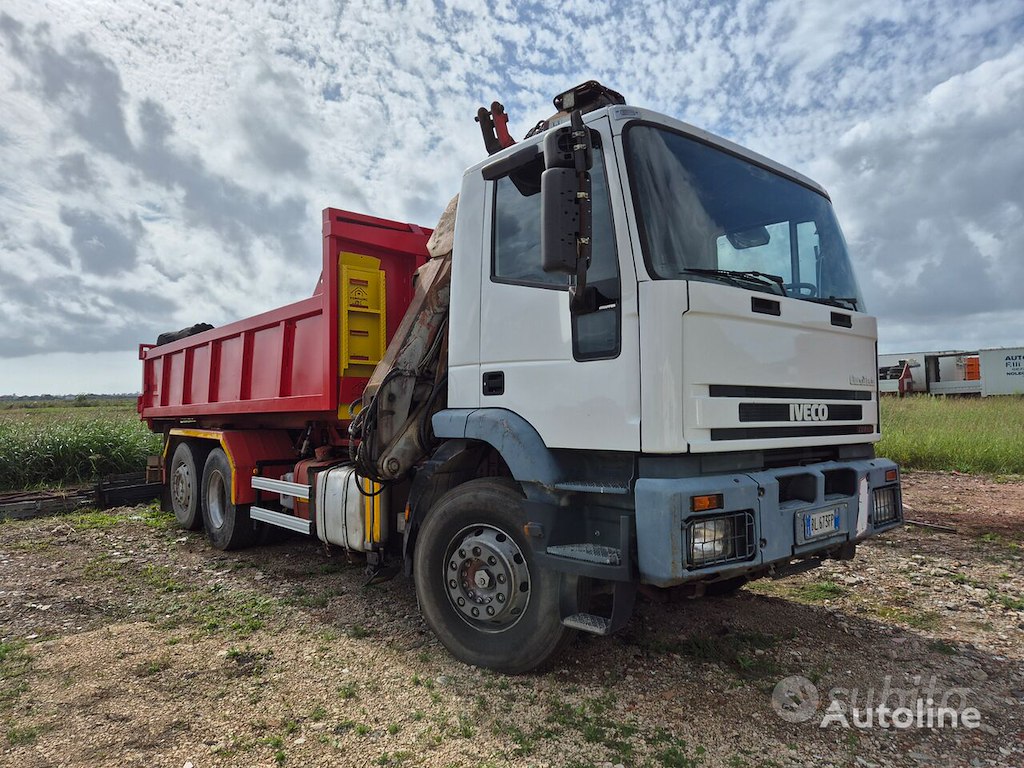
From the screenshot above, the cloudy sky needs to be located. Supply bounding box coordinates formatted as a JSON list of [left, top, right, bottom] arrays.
[[0, 0, 1022, 395]]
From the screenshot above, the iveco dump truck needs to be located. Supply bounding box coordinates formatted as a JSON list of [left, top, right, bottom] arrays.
[[139, 82, 903, 673]]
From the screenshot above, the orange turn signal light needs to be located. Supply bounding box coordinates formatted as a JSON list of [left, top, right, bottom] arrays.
[[691, 493, 724, 513], [885, 469, 898, 483]]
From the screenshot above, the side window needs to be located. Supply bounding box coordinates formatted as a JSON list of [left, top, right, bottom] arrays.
[[491, 134, 621, 360], [493, 152, 562, 287], [573, 153, 620, 360]]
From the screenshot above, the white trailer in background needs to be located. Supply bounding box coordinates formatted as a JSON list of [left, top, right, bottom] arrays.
[[979, 347, 1024, 396], [878, 350, 978, 395], [877, 346, 1024, 397]]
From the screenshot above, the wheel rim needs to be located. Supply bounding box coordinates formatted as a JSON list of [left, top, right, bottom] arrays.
[[444, 524, 531, 632], [207, 470, 227, 529], [171, 461, 193, 513]]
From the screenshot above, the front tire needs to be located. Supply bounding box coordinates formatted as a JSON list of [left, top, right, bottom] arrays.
[[201, 448, 254, 550], [413, 478, 574, 673], [169, 441, 210, 530]]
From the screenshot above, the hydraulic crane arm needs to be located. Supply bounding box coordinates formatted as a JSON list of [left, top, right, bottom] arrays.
[[348, 196, 457, 483]]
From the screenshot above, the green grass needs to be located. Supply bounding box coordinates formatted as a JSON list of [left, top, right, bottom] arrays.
[[0, 640, 32, 710], [162, 588, 278, 637], [6, 724, 42, 746], [1, 640, 36, 744], [873, 606, 942, 630], [0, 401, 161, 490], [2, 390, 1018, 492], [522, 692, 707, 766], [636, 630, 779, 680], [793, 580, 847, 602], [134, 657, 172, 677], [338, 682, 358, 700], [929, 640, 958, 655], [878, 396, 1024, 474]]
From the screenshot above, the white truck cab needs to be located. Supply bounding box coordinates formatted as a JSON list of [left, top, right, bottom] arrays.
[[450, 103, 878, 454], [414, 84, 901, 671]]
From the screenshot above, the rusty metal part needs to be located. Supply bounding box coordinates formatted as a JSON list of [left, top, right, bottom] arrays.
[[905, 519, 957, 532], [351, 252, 452, 483], [476, 101, 516, 155], [0, 488, 93, 520], [0, 471, 161, 521]]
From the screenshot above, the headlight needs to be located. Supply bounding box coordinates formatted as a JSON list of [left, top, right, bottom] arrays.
[[690, 517, 734, 564], [872, 486, 900, 526]]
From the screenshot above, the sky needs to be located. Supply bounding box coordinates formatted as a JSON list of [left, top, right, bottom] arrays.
[[0, 0, 1022, 395]]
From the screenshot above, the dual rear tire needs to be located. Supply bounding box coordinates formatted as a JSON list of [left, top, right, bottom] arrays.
[[168, 441, 252, 550], [169, 441, 209, 530]]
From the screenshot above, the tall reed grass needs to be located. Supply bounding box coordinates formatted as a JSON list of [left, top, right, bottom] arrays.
[[878, 396, 1024, 475], [1, 395, 1020, 492], [0, 406, 161, 491]]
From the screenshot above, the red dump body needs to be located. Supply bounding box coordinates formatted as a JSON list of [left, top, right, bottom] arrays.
[[138, 208, 430, 431]]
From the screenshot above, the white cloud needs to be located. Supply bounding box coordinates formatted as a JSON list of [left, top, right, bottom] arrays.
[[0, 0, 1022, 393], [823, 44, 1024, 341]]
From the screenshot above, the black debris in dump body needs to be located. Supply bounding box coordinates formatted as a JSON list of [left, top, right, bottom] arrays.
[[155, 323, 214, 346]]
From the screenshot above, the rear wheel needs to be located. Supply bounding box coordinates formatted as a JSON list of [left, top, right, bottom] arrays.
[[169, 441, 210, 530], [201, 448, 254, 550], [413, 478, 574, 673]]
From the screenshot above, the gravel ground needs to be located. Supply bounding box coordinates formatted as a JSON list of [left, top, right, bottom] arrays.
[[0, 470, 1021, 768]]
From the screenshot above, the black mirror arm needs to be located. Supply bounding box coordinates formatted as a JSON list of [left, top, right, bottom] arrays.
[[568, 110, 595, 314], [569, 192, 594, 313], [569, 257, 589, 312]]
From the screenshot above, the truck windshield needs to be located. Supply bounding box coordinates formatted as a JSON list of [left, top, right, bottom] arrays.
[[624, 125, 865, 311]]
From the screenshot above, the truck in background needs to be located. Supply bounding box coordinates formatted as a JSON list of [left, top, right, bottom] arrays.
[[878, 348, 1024, 396], [139, 82, 904, 673]]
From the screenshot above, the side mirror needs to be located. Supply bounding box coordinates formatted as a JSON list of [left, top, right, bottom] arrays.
[[539, 111, 594, 313], [541, 168, 591, 274]]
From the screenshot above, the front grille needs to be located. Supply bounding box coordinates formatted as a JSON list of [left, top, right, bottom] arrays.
[[709, 385, 872, 401], [872, 486, 900, 525], [685, 510, 756, 569], [711, 425, 874, 441]]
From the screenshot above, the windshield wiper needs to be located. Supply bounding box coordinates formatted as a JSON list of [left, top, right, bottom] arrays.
[[681, 268, 785, 294], [806, 296, 859, 310]]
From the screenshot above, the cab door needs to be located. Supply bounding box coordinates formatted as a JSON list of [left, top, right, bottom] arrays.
[[476, 119, 640, 451]]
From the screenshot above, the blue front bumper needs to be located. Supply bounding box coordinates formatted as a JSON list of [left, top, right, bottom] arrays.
[[634, 458, 903, 587]]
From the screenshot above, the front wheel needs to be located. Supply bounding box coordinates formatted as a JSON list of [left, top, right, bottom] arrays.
[[201, 448, 254, 550], [413, 478, 574, 673]]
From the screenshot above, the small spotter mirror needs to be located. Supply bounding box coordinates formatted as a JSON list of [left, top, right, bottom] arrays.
[[543, 119, 593, 172], [726, 226, 771, 249]]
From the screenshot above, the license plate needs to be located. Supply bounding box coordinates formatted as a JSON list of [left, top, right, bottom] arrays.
[[804, 507, 841, 540]]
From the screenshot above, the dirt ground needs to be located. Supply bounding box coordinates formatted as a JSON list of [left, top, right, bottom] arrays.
[[1, 471, 1021, 768]]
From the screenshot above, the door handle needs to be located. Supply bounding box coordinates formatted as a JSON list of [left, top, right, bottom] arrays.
[[482, 371, 504, 396]]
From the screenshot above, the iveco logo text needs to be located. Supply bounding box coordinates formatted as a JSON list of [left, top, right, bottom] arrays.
[[789, 403, 829, 421]]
